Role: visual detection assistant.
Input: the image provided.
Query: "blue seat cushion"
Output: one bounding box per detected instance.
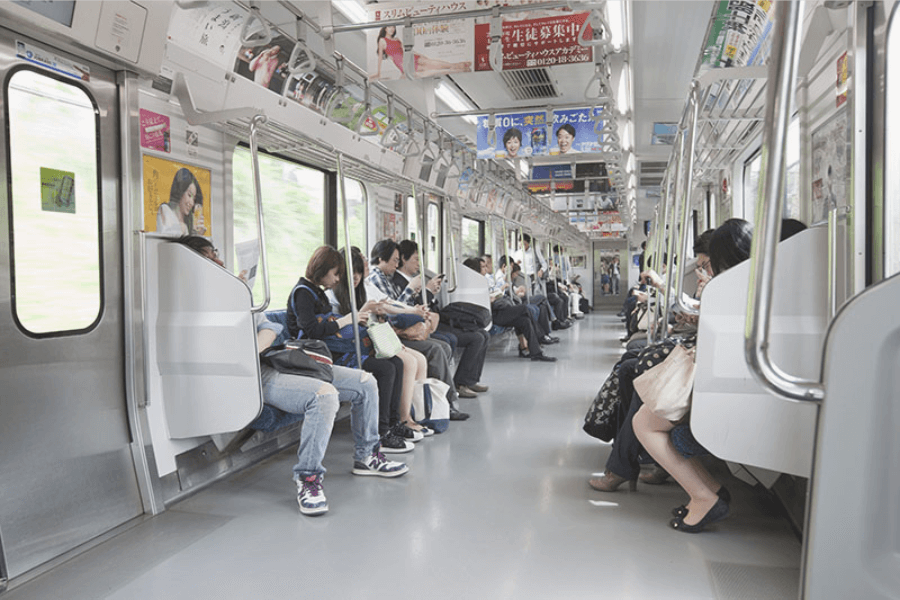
[249,404,304,432]
[670,423,709,459]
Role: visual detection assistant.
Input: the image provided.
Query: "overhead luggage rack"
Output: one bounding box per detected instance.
[217,116,400,186]
[691,65,768,182]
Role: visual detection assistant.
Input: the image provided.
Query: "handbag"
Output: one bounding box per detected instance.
[632,343,696,422]
[260,339,334,382]
[411,377,451,433]
[583,366,622,441]
[366,320,403,359]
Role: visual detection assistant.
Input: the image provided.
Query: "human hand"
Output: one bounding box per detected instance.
[426,276,443,293]
[238,270,248,282]
[357,310,370,325]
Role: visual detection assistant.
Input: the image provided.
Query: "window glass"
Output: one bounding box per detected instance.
[7,69,102,335]
[232,147,325,308]
[426,201,440,271]
[784,117,801,220]
[406,195,418,242]
[337,178,367,252]
[743,152,762,222]
[461,217,481,260]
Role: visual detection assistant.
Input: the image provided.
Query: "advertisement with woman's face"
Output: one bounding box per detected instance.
[143,155,211,237]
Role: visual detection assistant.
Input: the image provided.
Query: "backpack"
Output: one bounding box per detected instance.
[439,301,491,331]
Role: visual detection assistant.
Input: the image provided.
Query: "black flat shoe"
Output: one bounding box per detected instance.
[531,353,557,362]
[518,348,531,358]
[669,497,729,533]
[672,486,731,518]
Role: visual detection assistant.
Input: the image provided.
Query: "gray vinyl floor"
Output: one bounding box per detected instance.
[6,312,802,600]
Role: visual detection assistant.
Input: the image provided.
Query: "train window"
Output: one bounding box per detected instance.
[337,178,367,251]
[232,146,325,307]
[6,69,102,336]
[741,117,800,222]
[426,201,440,270]
[461,217,482,259]
[406,195,418,242]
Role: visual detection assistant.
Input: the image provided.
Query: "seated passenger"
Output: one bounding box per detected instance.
[631,219,754,533]
[174,236,407,517]
[394,240,491,399]
[286,245,428,450]
[464,257,556,362]
[510,261,558,345]
[366,239,470,421]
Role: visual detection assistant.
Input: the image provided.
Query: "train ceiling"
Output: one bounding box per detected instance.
[245,1,714,242]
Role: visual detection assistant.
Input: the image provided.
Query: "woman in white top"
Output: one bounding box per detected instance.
[157,168,206,236]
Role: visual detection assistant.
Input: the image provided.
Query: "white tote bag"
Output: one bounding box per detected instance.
[412,378,451,432]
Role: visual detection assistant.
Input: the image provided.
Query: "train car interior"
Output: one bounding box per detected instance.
[0,1,898,598]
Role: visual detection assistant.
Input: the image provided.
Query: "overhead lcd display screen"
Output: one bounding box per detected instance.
[12,0,76,27]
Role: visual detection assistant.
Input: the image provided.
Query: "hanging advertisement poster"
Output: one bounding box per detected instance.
[168,4,247,71]
[367,3,474,81]
[143,155,211,236]
[698,0,774,74]
[474,10,591,71]
[477,107,605,158]
[234,34,294,94]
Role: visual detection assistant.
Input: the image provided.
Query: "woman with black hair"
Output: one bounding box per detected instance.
[157,168,205,236]
[288,246,429,450]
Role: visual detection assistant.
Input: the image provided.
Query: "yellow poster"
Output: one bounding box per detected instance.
[143,155,211,236]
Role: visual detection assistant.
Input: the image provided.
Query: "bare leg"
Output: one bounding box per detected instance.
[518,334,528,352]
[397,348,427,430]
[633,406,719,526]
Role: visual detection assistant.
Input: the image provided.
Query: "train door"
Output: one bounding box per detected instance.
[0,32,142,582]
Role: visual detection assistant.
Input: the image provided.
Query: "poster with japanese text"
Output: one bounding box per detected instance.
[477,107,605,158]
[139,109,171,153]
[474,10,591,71]
[143,155,211,236]
[367,3,473,81]
[168,4,247,71]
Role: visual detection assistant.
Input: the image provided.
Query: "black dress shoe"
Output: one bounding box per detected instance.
[669,497,730,533]
[539,335,559,345]
[449,407,470,421]
[531,353,557,362]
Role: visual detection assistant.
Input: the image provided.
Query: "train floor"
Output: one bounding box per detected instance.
[6,311,802,600]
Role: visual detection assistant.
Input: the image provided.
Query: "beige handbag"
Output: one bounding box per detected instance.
[633,344,696,421]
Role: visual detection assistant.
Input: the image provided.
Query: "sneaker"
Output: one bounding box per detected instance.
[379,432,414,453]
[296,475,328,515]
[392,422,424,443]
[457,385,478,398]
[469,383,489,393]
[353,451,409,477]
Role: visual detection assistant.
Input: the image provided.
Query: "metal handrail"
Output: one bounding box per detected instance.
[744,0,824,403]
[662,129,686,334]
[446,212,459,293]
[336,154,363,369]
[519,227,532,302]
[674,80,702,315]
[414,184,428,306]
[248,115,271,313]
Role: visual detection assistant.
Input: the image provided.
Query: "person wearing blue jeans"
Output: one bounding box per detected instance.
[175,235,409,517]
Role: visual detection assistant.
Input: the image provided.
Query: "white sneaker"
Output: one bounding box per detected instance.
[352,451,409,477]
[297,475,328,515]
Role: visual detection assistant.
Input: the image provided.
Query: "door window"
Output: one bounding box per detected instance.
[6,69,102,336]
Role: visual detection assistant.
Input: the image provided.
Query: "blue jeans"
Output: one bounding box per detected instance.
[260,364,380,479]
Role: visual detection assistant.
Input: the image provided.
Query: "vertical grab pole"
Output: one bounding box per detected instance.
[336,154,363,369]
[249,115,271,313]
[519,227,532,301]
[674,81,702,314]
[502,220,514,299]
[744,0,824,402]
[663,129,687,336]
[413,184,427,306]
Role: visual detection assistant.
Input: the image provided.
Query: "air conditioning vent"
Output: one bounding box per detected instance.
[639,160,667,188]
[500,68,560,101]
